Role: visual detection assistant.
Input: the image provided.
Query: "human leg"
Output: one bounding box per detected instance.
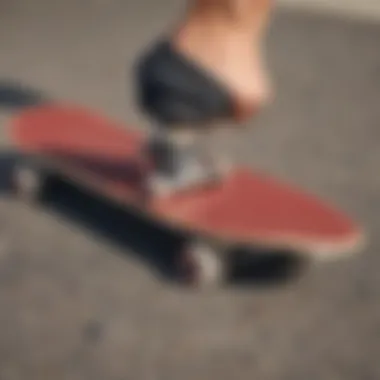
[135,0,274,195]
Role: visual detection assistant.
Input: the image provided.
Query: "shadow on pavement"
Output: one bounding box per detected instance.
[0,80,49,110]
[0,148,305,289]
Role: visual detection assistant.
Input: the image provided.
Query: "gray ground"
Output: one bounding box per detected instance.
[0,1,379,379]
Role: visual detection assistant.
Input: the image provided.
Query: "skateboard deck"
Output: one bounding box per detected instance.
[8,104,365,285]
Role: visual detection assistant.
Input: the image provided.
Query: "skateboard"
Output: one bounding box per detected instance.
[8,104,365,287]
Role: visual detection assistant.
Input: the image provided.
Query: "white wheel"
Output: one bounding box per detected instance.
[178,239,226,288]
[13,161,45,202]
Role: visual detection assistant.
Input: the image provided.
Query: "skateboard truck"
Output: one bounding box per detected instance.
[144,124,225,197]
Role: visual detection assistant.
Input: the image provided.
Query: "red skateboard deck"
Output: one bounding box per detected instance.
[8,104,365,284]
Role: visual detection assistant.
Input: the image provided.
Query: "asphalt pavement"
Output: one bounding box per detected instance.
[0,1,379,379]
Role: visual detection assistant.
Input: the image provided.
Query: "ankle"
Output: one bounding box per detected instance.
[183,0,272,35]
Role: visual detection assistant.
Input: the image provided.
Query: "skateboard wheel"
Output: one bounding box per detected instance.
[179,239,226,288]
[12,160,46,202]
